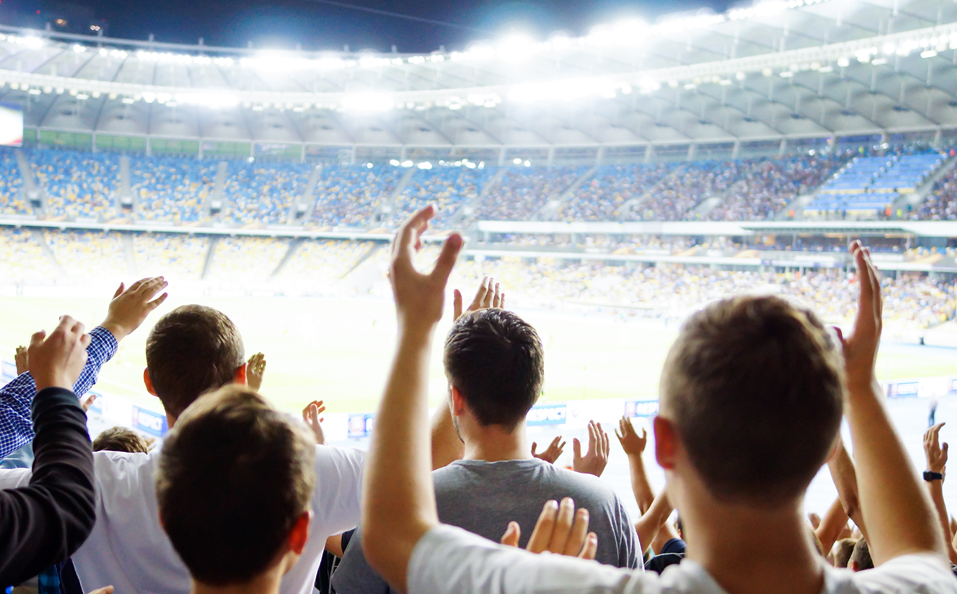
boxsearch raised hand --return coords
[573,420,610,477]
[452,276,504,321]
[925,423,948,476]
[247,352,267,391]
[838,241,883,393]
[28,316,91,391]
[100,277,169,342]
[615,416,647,458]
[531,435,566,464]
[14,345,27,375]
[80,394,97,413]
[500,498,597,560]
[302,400,326,445]
[390,205,463,333]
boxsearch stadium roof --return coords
[3,0,957,155]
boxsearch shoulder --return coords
[828,554,957,594]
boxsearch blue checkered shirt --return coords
[0,326,117,461]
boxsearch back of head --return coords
[93,427,149,454]
[849,538,873,571]
[155,385,316,585]
[146,305,245,418]
[443,309,544,429]
[661,295,844,505]
[832,538,858,568]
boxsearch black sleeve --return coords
[0,387,96,586]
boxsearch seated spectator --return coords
[156,386,316,593]
[361,208,954,594]
[92,427,149,454]
[0,316,97,585]
[0,277,169,461]
[0,303,365,594]
[333,278,638,594]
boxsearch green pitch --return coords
[0,293,953,415]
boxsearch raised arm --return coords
[361,206,462,592]
[0,278,168,461]
[841,241,945,564]
[635,489,674,553]
[0,316,95,584]
[922,423,957,564]
[616,416,654,513]
[826,436,868,543]
[815,498,850,558]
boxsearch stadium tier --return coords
[2,146,957,225]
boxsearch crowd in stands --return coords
[474,166,586,221]
[2,207,955,594]
[129,155,217,223]
[922,168,957,221]
[132,233,209,281]
[0,149,28,215]
[32,151,120,220]
[310,164,404,228]
[44,230,127,280]
[0,227,56,282]
[390,166,493,228]
[224,162,311,226]
[558,163,676,222]
[207,236,290,282]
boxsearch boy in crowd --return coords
[361,206,955,594]
[334,280,638,594]
[0,303,365,594]
[156,385,316,594]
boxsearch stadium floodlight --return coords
[401,160,413,167]
[871,58,888,65]
[513,158,522,164]
[175,92,240,109]
[496,34,538,62]
[417,162,432,169]
[837,57,850,67]
[27,88,40,95]
[342,93,393,113]
[19,36,44,49]
[72,44,86,53]
[121,97,135,104]
[921,50,938,58]
[389,159,400,166]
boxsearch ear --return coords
[234,362,247,386]
[143,368,157,396]
[450,386,468,418]
[287,510,312,556]
[654,415,678,470]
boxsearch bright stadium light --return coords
[513,158,522,164]
[342,93,393,113]
[401,160,413,167]
[175,92,240,108]
[417,162,432,169]
[389,159,400,166]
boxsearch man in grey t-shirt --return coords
[333,286,638,594]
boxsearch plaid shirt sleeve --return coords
[0,326,118,461]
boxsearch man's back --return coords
[334,458,638,594]
[0,443,364,594]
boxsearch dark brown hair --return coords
[661,295,844,505]
[155,385,316,585]
[444,309,545,429]
[850,538,873,570]
[145,305,245,419]
[92,427,149,454]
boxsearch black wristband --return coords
[924,471,944,482]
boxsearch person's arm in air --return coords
[815,498,850,558]
[826,436,869,544]
[0,278,168,460]
[0,317,96,585]
[616,416,654,513]
[922,423,957,565]
[841,242,946,565]
[634,489,674,553]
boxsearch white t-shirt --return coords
[409,524,957,594]
[0,444,365,594]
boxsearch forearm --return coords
[926,481,957,565]
[0,388,95,584]
[845,377,944,562]
[362,327,439,593]
[627,454,654,513]
[71,326,118,397]
[826,442,868,542]
[635,489,674,553]
[815,498,848,556]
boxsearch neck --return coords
[683,496,824,594]
[462,424,531,462]
[192,571,282,594]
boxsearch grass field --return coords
[0,289,954,417]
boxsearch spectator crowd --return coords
[1,206,955,594]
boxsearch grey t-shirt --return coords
[333,458,639,594]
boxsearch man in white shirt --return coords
[360,206,956,594]
[0,304,364,594]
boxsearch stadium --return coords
[0,0,956,582]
